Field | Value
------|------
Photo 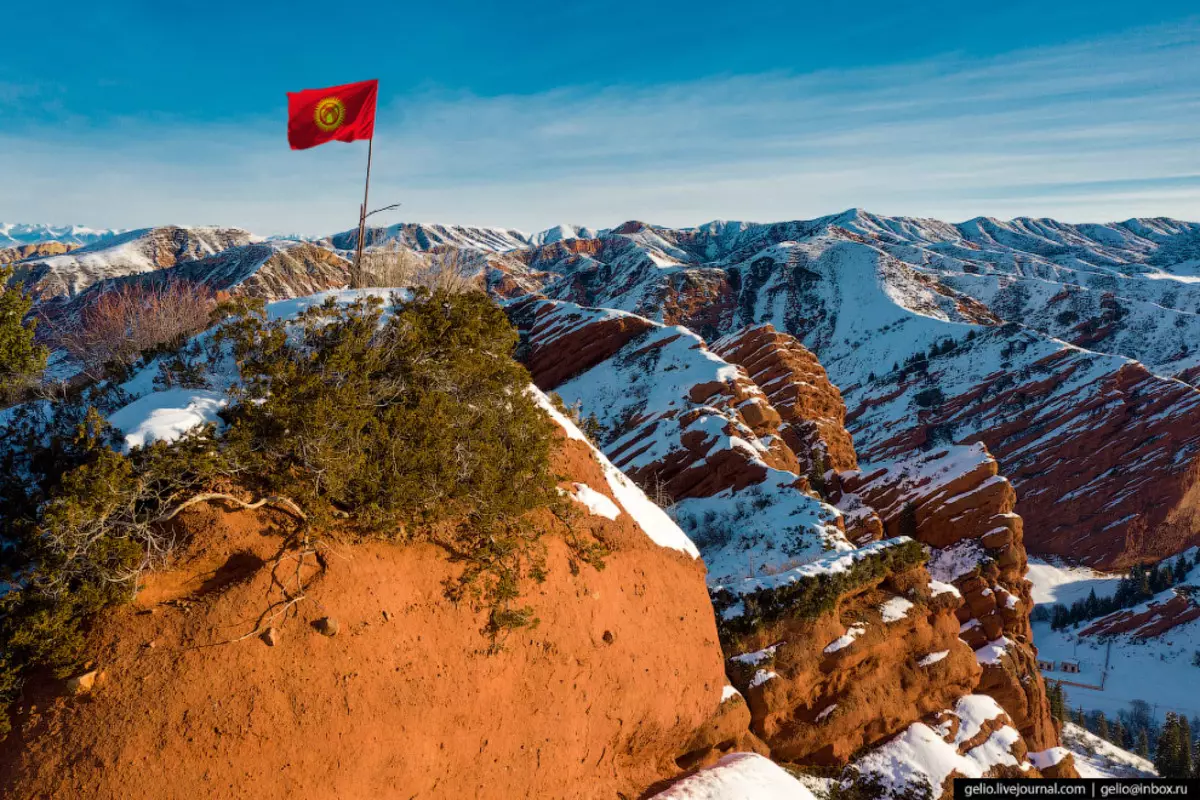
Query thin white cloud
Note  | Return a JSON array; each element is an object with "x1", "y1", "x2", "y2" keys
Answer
[{"x1": 2, "y1": 20, "x2": 1199, "y2": 234}]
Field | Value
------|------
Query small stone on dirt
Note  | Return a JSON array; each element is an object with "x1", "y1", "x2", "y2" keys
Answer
[
  {"x1": 314, "y1": 617, "x2": 340, "y2": 637},
  {"x1": 381, "y1": 610, "x2": 391, "y2": 622},
  {"x1": 261, "y1": 627, "x2": 280, "y2": 647},
  {"x1": 67, "y1": 670, "x2": 98, "y2": 694}
]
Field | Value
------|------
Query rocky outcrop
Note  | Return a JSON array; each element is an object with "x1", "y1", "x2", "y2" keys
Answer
[
  {"x1": 721, "y1": 554, "x2": 979, "y2": 764},
  {"x1": 855, "y1": 694, "x2": 1073, "y2": 795},
  {"x1": 512, "y1": 297, "x2": 1070, "y2": 783},
  {"x1": 507, "y1": 296, "x2": 656, "y2": 388},
  {"x1": 0, "y1": 411, "x2": 730, "y2": 800},
  {"x1": 0, "y1": 241, "x2": 76, "y2": 265},
  {"x1": 511, "y1": 298, "x2": 849, "y2": 586},
  {"x1": 1080, "y1": 589, "x2": 1200, "y2": 638},
  {"x1": 841, "y1": 445, "x2": 1058, "y2": 753},
  {"x1": 859, "y1": 337, "x2": 1200, "y2": 568},
  {"x1": 512, "y1": 298, "x2": 806, "y2": 501},
  {"x1": 712, "y1": 324, "x2": 858, "y2": 475}
]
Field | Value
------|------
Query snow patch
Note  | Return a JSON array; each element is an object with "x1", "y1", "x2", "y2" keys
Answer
[
  {"x1": 824, "y1": 623, "x2": 868, "y2": 654},
  {"x1": 648, "y1": 752, "x2": 817, "y2": 799},
  {"x1": 108, "y1": 389, "x2": 228, "y2": 452},
  {"x1": 566, "y1": 482, "x2": 621, "y2": 520},
  {"x1": 917, "y1": 650, "x2": 949, "y2": 667},
  {"x1": 880, "y1": 596, "x2": 915, "y2": 623}
]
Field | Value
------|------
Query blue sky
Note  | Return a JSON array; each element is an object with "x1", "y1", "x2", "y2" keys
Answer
[{"x1": 2, "y1": 1, "x2": 1199, "y2": 235}]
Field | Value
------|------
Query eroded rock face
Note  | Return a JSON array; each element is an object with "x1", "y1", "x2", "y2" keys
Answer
[
  {"x1": 860, "y1": 342, "x2": 1200, "y2": 569},
  {"x1": 712, "y1": 324, "x2": 859, "y2": 475},
  {"x1": 499, "y1": 214, "x2": 1200, "y2": 570},
  {"x1": 511, "y1": 298, "x2": 806, "y2": 502},
  {"x1": 842, "y1": 445, "x2": 1058, "y2": 752},
  {"x1": 0, "y1": 421, "x2": 730, "y2": 800},
  {"x1": 513, "y1": 303, "x2": 1070, "y2": 779},
  {"x1": 723, "y1": 564, "x2": 979, "y2": 764},
  {"x1": 854, "y1": 693, "x2": 1076, "y2": 795},
  {"x1": 1080, "y1": 591, "x2": 1200, "y2": 638},
  {"x1": 511, "y1": 298, "x2": 850, "y2": 586},
  {"x1": 0, "y1": 241, "x2": 76, "y2": 265}
]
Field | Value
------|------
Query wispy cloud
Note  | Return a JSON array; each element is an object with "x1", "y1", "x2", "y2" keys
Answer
[{"x1": 2, "y1": 21, "x2": 1199, "y2": 234}]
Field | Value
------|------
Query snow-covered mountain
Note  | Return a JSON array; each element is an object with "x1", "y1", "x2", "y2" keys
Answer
[
  {"x1": 10, "y1": 226, "x2": 257, "y2": 299},
  {"x1": 328, "y1": 221, "x2": 532, "y2": 253},
  {"x1": 495, "y1": 211, "x2": 1200, "y2": 568},
  {"x1": 0, "y1": 222, "x2": 125, "y2": 248},
  {"x1": 10, "y1": 210, "x2": 1199, "y2": 568}
]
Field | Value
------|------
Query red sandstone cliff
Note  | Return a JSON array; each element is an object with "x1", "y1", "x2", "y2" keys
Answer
[{"x1": 0, "y1": 411, "x2": 731, "y2": 800}]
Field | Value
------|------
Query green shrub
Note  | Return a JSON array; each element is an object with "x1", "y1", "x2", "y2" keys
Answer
[
  {"x1": 218, "y1": 290, "x2": 559, "y2": 532},
  {"x1": 0, "y1": 289, "x2": 567, "y2": 733},
  {"x1": 0, "y1": 410, "x2": 224, "y2": 737},
  {"x1": 0, "y1": 265, "x2": 47, "y2": 404},
  {"x1": 216, "y1": 291, "x2": 563, "y2": 646}
]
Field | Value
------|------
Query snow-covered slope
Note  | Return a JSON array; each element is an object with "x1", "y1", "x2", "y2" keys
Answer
[
  {"x1": 649, "y1": 753, "x2": 816, "y2": 799},
  {"x1": 1060, "y1": 723, "x2": 1157, "y2": 778},
  {"x1": 328, "y1": 222, "x2": 530, "y2": 253},
  {"x1": 1029, "y1": 553, "x2": 1200, "y2": 723},
  {"x1": 1026, "y1": 558, "x2": 1122, "y2": 607}
]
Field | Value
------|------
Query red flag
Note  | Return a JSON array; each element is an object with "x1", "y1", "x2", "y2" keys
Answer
[{"x1": 287, "y1": 79, "x2": 378, "y2": 150}]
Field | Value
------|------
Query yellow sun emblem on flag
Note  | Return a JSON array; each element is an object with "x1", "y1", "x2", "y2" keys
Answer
[{"x1": 314, "y1": 96, "x2": 346, "y2": 132}]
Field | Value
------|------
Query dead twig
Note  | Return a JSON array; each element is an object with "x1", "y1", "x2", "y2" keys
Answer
[{"x1": 157, "y1": 493, "x2": 307, "y2": 523}]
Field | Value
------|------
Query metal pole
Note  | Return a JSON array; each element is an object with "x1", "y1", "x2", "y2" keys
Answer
[{"x1": 354, "y1": 137, "x2": 374, "y2": 275}]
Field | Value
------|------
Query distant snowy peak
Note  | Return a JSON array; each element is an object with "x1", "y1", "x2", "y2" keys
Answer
[
  {"x1": 0, "y1": 222, "x2": 126, "y2": 248},
  {"x1": 529, "y1": 224, "x2": 605, "y2": 246},
  {"x1": 329, "y1": 222, "x2": 530, "y2": 253}
]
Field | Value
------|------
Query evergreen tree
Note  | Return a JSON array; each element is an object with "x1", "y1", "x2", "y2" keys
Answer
[
  {"x1": 1174, "y1": 555, "x2": 1191, "y2": 583},
  {"x1": 0, "y1": 265, "x2": 47, "y2": 403},
  {"x1": 1096, "y1": 711, "x2": 1110, "y2": 741},
  {"x1": 1138, "y1": 728, "x2": 1151, "y2": 758},
  {"x1": 1156, "y1": 713, "x2": 1185, "y2": 778},
  {"x1": 1112, "y1": 720, "x2": 1126, "y2": 749},
  {"x1": 898, "y1": 502, "x2": 919, "y2": 539},
  {"x1": 1182, "y1": 716, "x2": 1195, "y2": 777},
  {"x1": 1051, "y1": 604, "x2": 1069, "y2": 631}
]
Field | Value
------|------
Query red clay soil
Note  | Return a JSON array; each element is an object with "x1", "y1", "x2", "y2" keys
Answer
[{"x1": 0, "y1": 434, "x2": 729, "y2": 800}]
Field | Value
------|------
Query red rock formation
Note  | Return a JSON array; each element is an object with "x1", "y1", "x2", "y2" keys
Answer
[
  {"x1": 1081, "y1": 591, "x2": 1200, "y2": 638},
  {"x1": 13, "y1": 226, "x2": 254, "y2": 300},
  {"x1": 0, "y1": 241, "x2": 76, "y2": 265},
  {"x1": 510, "y1": 298, "x2": 804, "y2": 503},
  {"x1": 712, "y1": 324, "x2": 858, "y2": 474},
  {"x1": 724, "y1": 563, "x2": 980, "y2": 764},
  {"x1": 507, "y1": 296, "x2": 655, "y2": 388},
  {"x1": 842, "y1": 445, "x2": 1059, "y2": 752},
  {"x1": 0, "y1": 424, "x2": 730, "y2": 800},
  {"x1": 868, "y1": 350, "x2": 1200, "y2": 569}
]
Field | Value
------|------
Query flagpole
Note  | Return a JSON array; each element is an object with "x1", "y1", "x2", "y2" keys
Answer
[{"x1": 354, "y1": 136, "x2": 374, "y2": 277}]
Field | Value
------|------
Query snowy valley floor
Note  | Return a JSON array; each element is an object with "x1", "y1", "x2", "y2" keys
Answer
[{"x1": 1028, "y1": 557, "x2": 1200, "y2": 723}]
